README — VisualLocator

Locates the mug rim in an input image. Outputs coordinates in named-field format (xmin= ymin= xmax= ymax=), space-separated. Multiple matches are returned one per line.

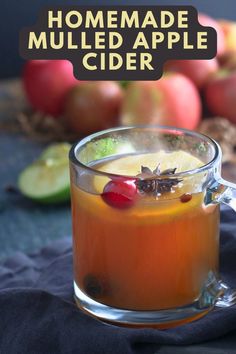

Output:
xmin=69 ymin=125 xmax=221 ymax=179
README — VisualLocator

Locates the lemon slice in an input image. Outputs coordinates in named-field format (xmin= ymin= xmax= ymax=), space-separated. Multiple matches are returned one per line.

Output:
xmin=93 ymin=150 xmax=204 ymax=194
xmin=97 ymin=151 xmax=203 ymax=175
xmin=18 ymin=143 xmax=71 ymax=204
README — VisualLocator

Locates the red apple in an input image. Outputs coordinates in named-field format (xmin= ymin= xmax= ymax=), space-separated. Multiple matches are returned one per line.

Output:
xmin=204 ymin=70 xmax=236 ymax=123
xmin=198 ymin=13 xmax=225 ymax=57
xmin=165 ymin=59 xmax=219 ymax=89
xmin=219 ymin=20 xmax=236 ymax=52
xmin=121 ymin=73 xmax=202 ymax=130
xmin=23 ymin=60 xmax=79 ymax=117
xmin=65 ymin=81 xmax=123 ymax=135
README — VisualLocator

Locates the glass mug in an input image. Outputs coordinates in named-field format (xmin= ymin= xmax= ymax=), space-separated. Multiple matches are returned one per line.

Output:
xmin=69 ymin=126 xmax=236 ymax=328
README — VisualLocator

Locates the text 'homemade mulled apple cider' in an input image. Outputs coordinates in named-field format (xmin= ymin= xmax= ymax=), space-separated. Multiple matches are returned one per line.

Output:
xmin=30 ymin=10 xmax=209 ymax=72
xmin=71 ymin=130 xmax=219 ymax=315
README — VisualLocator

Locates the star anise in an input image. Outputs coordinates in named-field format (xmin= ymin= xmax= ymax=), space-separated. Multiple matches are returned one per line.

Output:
xmin=135 ymin=164 xmax=182 ymax=197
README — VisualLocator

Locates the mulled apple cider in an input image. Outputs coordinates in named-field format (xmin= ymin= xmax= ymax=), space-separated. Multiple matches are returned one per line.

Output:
xmin=70 ymin=127 xmax=227 ymax=327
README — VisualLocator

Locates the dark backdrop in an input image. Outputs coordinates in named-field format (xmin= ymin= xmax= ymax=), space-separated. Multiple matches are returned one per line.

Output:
xmin=1 ymin=0 xmax=236 ymax=78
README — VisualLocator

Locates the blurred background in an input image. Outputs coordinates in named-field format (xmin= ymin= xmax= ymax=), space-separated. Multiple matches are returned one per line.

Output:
xmin=1 ymin=0 xmax=236 ymax=259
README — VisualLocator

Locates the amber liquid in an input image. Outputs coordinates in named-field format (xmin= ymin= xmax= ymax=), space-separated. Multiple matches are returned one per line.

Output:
xmin=71 ymin=157 xmax=219 ymax=311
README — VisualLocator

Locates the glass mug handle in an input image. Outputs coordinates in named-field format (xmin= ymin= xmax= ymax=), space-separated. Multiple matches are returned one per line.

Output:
xmin=206 ymin=177 xmax=236 ymax=308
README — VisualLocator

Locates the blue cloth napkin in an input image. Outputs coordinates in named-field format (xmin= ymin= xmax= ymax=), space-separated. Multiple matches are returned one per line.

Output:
xmin=0 ymin=207 xmax=236 ymax=354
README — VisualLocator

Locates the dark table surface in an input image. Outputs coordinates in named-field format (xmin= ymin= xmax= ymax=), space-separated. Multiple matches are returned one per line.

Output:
xmin=1 ymin=79 xmax=236 ymax=354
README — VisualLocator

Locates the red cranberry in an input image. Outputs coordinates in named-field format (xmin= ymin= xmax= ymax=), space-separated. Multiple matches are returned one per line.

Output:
xmin=101 ymin=179 xmax=137 ymax=209
xmin=180 ymin=193 xmax=192 ymax=203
